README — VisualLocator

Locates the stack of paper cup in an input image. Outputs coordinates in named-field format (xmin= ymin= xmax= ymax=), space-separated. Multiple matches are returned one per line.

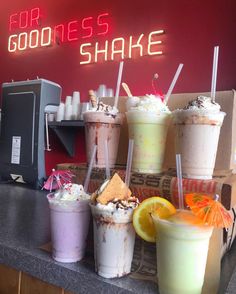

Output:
xmin=80 ymin=102 xmax=90 ymax=120
xmin=96 ymin=85 xmax=114 ymax=98
xmin=97 ymin=84 xmax=106 ymax=98
xmin=56 ymin=91 xmax=84 ymax=121
xmin=65 ymin=96 xmax=72 ymax=106
xmin=72 ymin=91 xmax=80 ymax=120
xmin=64 ymin=96 xmax=73 ymax=120
xmin=72 ymin=91 xmax=80 ymax=104
xmin=56 ymin=103 xmax=65 ymax=121
xmin=106 ymin=88 xmax=114 ymax=97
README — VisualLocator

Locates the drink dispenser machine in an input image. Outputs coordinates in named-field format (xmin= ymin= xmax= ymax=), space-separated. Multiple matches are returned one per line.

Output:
xmin=0 ymin=79 xmax=61 ymax=188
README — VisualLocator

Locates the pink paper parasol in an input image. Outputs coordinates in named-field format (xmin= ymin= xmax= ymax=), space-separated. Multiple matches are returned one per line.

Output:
xmin=42 ymin=169 xmax=75 ymax=192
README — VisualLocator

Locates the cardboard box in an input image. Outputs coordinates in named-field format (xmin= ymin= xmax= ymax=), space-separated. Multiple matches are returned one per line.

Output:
xmin=57 ymin=163 xmax=236 ymax=257
xmin=101 ymin=89 xmax=236 ymax=172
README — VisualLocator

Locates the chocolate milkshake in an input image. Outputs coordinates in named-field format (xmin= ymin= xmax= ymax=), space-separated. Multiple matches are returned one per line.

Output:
xmin=83 ymin=92 xmax=123 ymax=168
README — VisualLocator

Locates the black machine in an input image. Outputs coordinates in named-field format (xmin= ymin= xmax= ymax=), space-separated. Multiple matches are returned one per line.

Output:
xmin=0 ymin=78 xmax=61 ymax=188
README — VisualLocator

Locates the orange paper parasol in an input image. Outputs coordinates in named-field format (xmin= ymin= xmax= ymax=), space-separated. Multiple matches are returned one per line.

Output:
xmin=185 ymin=193 xmax=233 ymax=229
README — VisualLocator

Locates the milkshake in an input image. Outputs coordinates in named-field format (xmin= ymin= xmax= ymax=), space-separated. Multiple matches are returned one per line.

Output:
xmin=83 ymin=94 xmax=123 ymax=168
xmin=173 ymin=96 xmax=225 ymax=179
xmin=152 ymin=210 xmax=213 ymax=294
xmin=47 ymin=183 xmax=91 ymax=263
xmin=126 ymin=94 xmax=171 ymax=173
xmin=90 ymin=173 xmax=139 ymax=278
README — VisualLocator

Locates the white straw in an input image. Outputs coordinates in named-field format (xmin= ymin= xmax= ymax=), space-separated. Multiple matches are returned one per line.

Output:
xmin=114 ymin=61 xmax=124 ymax=108
xmin=176 ymin=154 xmax=184 ymax=210
xmin=211 ymin=46 xmax=219 ymax=101
xmin=104 ymin=139 xmax=110 ymax=179
xmin=125 ymin=139 xmax=134 ymax=187
xmin=84 ymin=145 xmax=97 ymax=193
xmin=164 ymin=63 xmax=184 ymax=105
xmin=45 ymin=113 xmax=51 ymax=151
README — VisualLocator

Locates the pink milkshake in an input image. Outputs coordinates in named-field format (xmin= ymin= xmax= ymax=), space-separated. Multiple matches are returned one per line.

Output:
xmin=47 ymin=183 xmax=91 ymax=263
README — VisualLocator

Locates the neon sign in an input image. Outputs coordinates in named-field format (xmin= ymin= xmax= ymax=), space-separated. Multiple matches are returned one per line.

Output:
xmin=7 ymin=7 xmax=164 ymax=64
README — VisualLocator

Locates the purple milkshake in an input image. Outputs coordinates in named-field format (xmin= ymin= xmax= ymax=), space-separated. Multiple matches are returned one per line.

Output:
xmin=47 ymin=183 xmax=91 ymax=263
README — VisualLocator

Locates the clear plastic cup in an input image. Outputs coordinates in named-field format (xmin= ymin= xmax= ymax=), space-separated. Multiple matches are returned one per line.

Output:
xmin=152 ymin=210 xmax=213 ymax=294
xmin=90 ymin=204 xmax=135 ymax=278
xmin=173 ymin=110 xmax=225 ymax=179
xmin=48 ymin=195 xmax=90 ymax=263
xmin=126 ymin=111 xmax=171 ymax=173
xmin=83 ymin=112 xmax=123 ymax=168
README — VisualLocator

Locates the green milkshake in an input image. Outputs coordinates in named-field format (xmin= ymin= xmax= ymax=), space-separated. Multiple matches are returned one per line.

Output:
xmin=126 ymin=95 xmax=171 ymax=174
xmin=152 ymin=210 xmax=213 ymax=294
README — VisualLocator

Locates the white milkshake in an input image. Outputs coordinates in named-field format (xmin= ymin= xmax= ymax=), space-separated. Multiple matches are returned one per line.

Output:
xmin=90 ymin=173 xmax=139 ymax=278
xmin=173 ymin=96 xmax=225 ymax=179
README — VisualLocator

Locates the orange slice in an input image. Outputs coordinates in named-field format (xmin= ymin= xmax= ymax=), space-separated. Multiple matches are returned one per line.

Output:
xmin=133 ymin=196 xmax=176 ymax=242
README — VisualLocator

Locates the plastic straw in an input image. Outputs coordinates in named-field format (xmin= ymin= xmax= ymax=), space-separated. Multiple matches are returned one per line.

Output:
xmin=125 ymin=139 xmax=134 ymax=187
xmin=84 ymin=145 xmax=97 ymax=193
xmin=114 ymin=61 xmax=124 ymax=108
xmin=104 ymin=139 xmax=111 ymax=179
xmin=211 ymin=46 xmax=219 ymax=101
xmin=164 ymin=63 xmax=184 ymax=105
xmin=122 ymin=82 xmax=132 ymax=97
xmin=176 ymin=154 xmax=184 ymax=210
xmin=45 ymin=113 xmax=51 ymax=151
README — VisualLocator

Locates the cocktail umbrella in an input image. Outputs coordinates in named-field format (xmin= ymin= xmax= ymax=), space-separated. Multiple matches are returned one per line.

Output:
xmin=43 ymin=169 xmax=75 ymax=192
xmin=185 ymin=193 xmax=233 ymax=229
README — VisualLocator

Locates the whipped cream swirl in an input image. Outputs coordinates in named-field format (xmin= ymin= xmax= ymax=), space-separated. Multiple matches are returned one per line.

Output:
xmin=129 ymin=94 xmax=170 ymax=114
xmin=49 ymin=183 xmax=90 ymax=203
xmin=183 ymin=96 xmax=221 ymax=113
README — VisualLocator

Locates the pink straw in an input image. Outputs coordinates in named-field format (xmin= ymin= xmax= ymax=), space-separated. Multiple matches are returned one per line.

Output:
xmin=84 ymin=145 xmax=97 ymax=193
xmin=176 ymin=154 xmax=184 ymax=210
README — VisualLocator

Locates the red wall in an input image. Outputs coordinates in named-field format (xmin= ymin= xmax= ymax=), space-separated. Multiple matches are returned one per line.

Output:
xmin=1 ymin=0 xmax=236 ymax=174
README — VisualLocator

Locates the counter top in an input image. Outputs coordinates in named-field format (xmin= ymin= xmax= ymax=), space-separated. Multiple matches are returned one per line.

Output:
xmin=0 ymin=183 xmax=235 ymax=293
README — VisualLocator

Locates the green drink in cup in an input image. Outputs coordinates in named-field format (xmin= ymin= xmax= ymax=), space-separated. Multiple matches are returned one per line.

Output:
xmin=132 ymin=193 xmax=232 ymax=294
xmin=125 ymin=64 xmax=184 ymax=174
xmin=152 ymin=209 xmax=213 ymax=294
xmin=126 ymin=95 xmax=171 ymax=173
